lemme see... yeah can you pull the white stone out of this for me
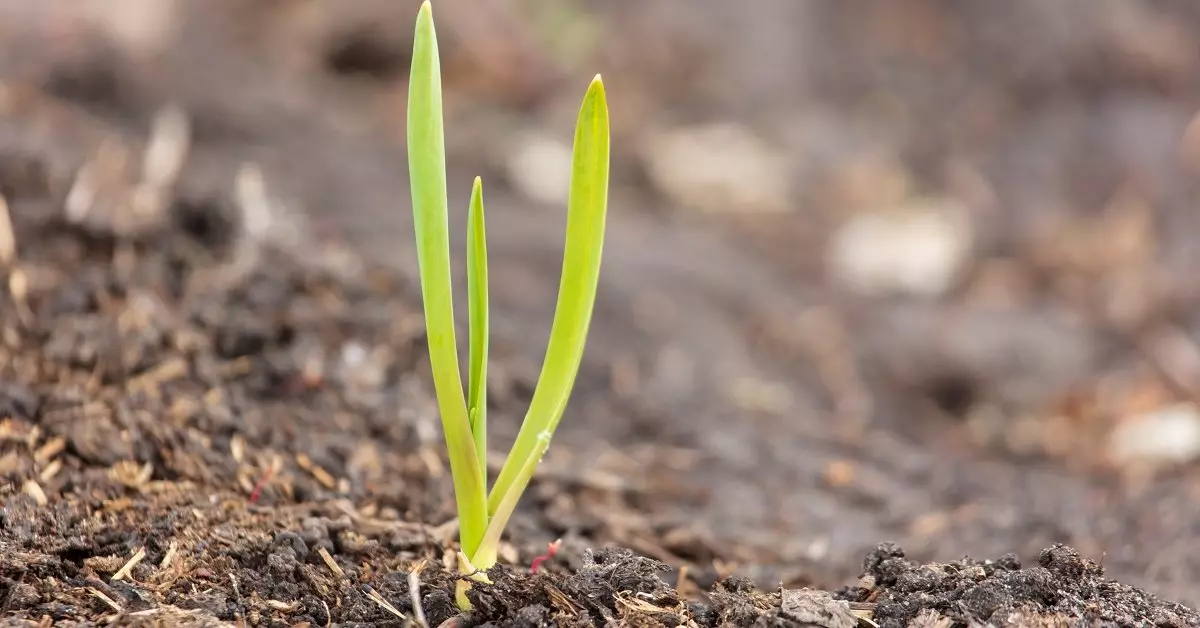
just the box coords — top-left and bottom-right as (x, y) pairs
(1109, 403), (1200, 466)
(505, 131), (574, 207)
(828, 199), (972, 297)
(642, 123), (791, 214)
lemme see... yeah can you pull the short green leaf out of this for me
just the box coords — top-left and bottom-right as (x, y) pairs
(467, 176), (489, 484)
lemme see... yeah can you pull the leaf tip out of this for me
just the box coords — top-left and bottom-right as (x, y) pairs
(417, 0), (435, 32)
(586, 74), (607, 110)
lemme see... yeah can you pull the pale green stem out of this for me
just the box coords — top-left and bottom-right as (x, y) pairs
(472, 432), (550, 569)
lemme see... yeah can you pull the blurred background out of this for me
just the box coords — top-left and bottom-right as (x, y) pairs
(3, 0), (1200, 606)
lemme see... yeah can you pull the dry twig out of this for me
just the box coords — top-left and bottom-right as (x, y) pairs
(112, 547), (146, 581)
(408, 560), (431, 628)
(364, 586), (407, 621)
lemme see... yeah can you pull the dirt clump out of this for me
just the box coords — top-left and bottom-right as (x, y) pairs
(838, 543), (1199, 628)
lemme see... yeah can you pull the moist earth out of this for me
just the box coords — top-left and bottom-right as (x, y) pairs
(3, 1), (1200, 626)
(0, 163), (1193, 627)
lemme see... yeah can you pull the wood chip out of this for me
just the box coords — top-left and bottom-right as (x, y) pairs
(316, 546), (344, 578)
(127, 358), (188, 392)
(112, 547), (146, 581)
(230, 434), (245, 464)
(110, 460), (154, 489)
(38, 458), (63, 482)
(265, 599), (301, 612)
(22, 480), (47, 506)
(823, 459), (856, 489)
(296, 453), (337, 489)
(0, 193), (14, 266)
(33, 436), (66, 463)
(364, 586), (407, 621)
(614, 591), (669, 614)
(160, 541), (178, 569)
(64, 156), (98, 224)
(103, 497), (134, 513)
(168, 397), (199, 422)
(0, 451), (19, 475)
(140, 105), (190, 193)
(86, 587), (123, 613)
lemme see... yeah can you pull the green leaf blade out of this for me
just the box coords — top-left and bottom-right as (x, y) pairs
(467, 176), (489, 486)
(488, 75), (610, 517)
(408, 0), (487, 560)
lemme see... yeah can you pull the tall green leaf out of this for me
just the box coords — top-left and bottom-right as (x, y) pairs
(486, 75), (610, 523)
(408, 0), (487, 559)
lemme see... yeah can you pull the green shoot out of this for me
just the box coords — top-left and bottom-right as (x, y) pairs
(467, 177), (489, 481)
(406, 0), (610, 604)
(407, 0), (487, 561)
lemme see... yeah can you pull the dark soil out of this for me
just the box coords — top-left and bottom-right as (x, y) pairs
(2, 1), (1200, 626)
(841, 544), (1198, 628)
(0, 121), (1191, 628)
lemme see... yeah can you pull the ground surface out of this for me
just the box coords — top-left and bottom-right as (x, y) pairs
(2, 1), (1200, 626)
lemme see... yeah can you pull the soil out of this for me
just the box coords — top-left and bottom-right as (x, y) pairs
(2, 1), (1200, 627)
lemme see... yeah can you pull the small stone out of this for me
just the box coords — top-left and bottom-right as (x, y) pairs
(642, 123), (791, 214)
(505, 131), (573, 206)
(1108, 403), (1200, 466)
(828, 198), (972, 297)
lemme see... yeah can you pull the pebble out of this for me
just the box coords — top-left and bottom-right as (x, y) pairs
(1108, 403), (1200, 466)
(642, 123), (791, 214)
(505, 131), (574, 206)
(828, 198), (972, 297)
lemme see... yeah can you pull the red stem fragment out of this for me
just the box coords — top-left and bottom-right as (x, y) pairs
(248, 465), (277, 503)
(530, 539), (562, 574)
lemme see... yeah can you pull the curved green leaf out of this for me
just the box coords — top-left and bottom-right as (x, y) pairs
(486, 75), (610, 520)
